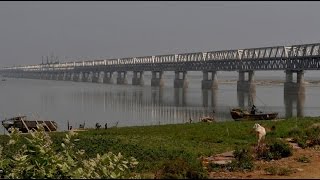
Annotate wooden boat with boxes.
[199,116,214,123]
[230,108,278,121]
[2,116,58,133]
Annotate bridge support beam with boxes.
[201,71,218,89]
[132,71,144,86]
[174,71,189,88]
[78,72,84,82]
[72,72,79,81]
[151,71,164,87]
[92,72,100,83]
[237,70,255,92]
[117,71,128,84]
[103,72,114,84]
[65,73,71,81]
[284,70,305,94]
[70,72,75,81]
[85,72,93,82]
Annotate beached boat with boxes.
[230,108,278,121]
[199,116,214,123]
[1,116,58,133]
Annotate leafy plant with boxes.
[256,139,292,161]
[264,166,293,176]
[0,125,139,179]
[228,146,254,172]
[295,155,311,163]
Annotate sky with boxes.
[1,1,320,67]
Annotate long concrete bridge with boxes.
[1,42,320,94]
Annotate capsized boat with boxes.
[2,115,58,133]
[230,108,278,121]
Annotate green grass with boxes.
[1,116,320,174]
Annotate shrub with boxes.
[264,166,293,176]
[257,139,292,161]
[0,125,139,179]
[228,146,254,172]
[305,126,320,146]
[295,155,311,163]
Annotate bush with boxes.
[305,126,320,146]
[0,125,139,179]
[228,146,254,172]
[257,139,292,161]
[295,155,311,163]
[264,166,293,176]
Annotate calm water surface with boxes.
[1,71,320,132]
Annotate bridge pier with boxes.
[78,72,84,82]
[69,72,75,81]
[202,89,217,109]
[202,71,218,89]
[284,70,305,94]
[132,71,144,86]
[174,88,187,106]
[237,70,256,92]
[174,71,188,88]
[103,72,114,84]
[82,72,88,82]
[117,71,128,84]
[92,72,100,83]
[65,73,72,81]
[85,72,93,82]
[151,71,164,87]
[237,89,256,108]
[54,73,59,80]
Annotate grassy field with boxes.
[1,117,320,176]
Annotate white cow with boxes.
[253,123,266,146]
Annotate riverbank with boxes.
[1,117,320,178]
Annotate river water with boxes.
[1,71,320,132]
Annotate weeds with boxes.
[264,166,293,176]
[295,155,311,163]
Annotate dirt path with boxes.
[208,146,320,179]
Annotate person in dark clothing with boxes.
[251,105,257,115]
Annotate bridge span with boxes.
[1,42,320,94]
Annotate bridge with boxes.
[1,42,320,93]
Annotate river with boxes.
[1,70,320,132]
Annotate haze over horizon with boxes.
[1,1,320,67]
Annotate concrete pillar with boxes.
[201,71,218,89]
[284,70,305,94]
[151,71,164,87]
[78,72,83,82]
[237,70,255,92]
[132,71,144,86]
[65,73,71,81]
[103,72,114,84]
[73,72,79,81]
[174,71,189,88]
[237,90,256,108]
[284,92,305,118]
[92,72,100,83]
[86,72,93,82]
[174,87,187,106]
[69,72,74,81]
[117,71,128,85]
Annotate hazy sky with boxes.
[1,1,320,67]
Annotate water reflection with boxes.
[284,92,305,118]
[174,88,187,106]
[237,90,256,108]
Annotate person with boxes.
[251,104,257,115]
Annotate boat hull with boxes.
[230,108,278,121]
[2,116,58,133]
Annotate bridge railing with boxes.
[3,43,320,72]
